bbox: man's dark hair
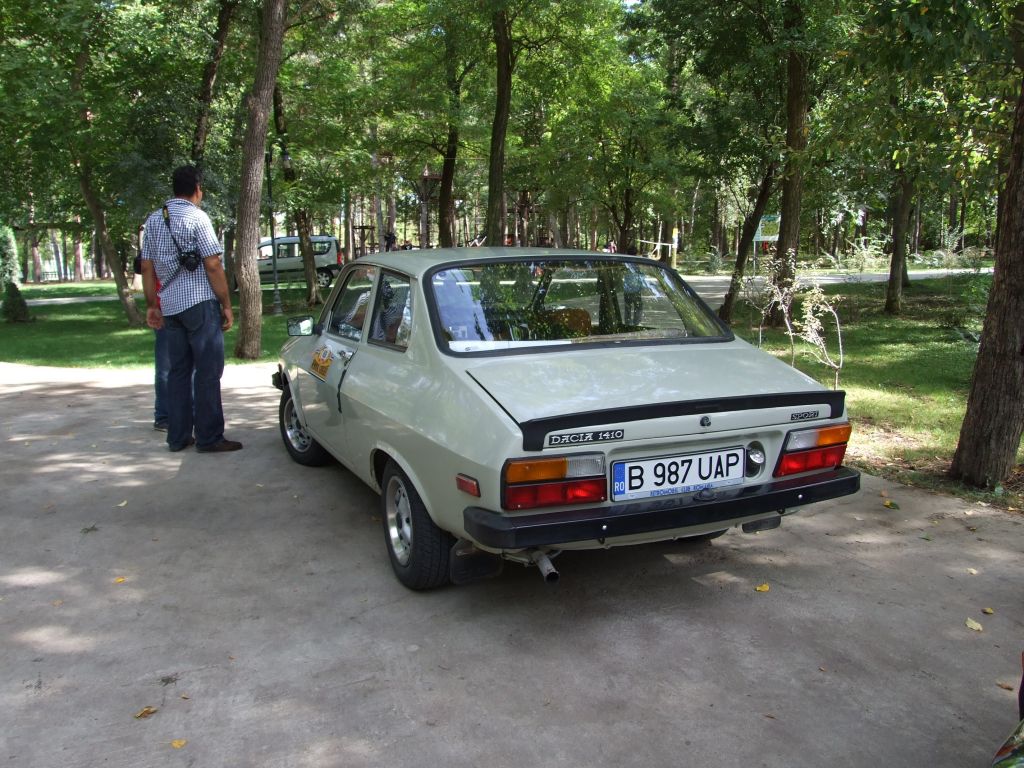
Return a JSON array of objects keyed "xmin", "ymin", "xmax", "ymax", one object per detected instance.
[{"xmin": 172, "ymin": 165, "xmax": 203, "ymax": 197}]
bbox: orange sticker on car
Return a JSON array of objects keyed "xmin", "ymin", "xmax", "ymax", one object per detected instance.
[{"xmin": 310, "ymin": 345, "xmax": 333, "ymax": 380}]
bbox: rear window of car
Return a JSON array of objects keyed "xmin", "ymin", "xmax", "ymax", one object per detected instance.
[{"xmin": 428, "ymin": 257, "xmax": 728, "ymax": 354}]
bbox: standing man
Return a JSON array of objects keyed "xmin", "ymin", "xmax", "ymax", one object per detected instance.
[{"xmin": 140, "ymin": 165, "xmax": 242, "ymax": 453}]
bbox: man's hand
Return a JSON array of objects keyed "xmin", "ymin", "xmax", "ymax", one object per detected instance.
[
  {"xmin": 146, "ymin": 306, "xmax": 164, "ymax": 330},
  {"xmin": 221, "ymin": 305, "xmax": 234, "ymax": 332}
]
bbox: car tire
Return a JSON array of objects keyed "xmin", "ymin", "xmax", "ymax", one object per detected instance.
[
  {"xmin": 679, "ymin": 529, "xmax": 727, "ymax": 543},
  {"xmin": 316, "ymin": 269, "xmax": 333, "ymax": 288},
  {"xmin": 382, "ymin": 461, "xmax": 453, "ymax": 590},
  {"xmin": 278, "ymin": 387, "xmax": 331, "ymax": 466}
]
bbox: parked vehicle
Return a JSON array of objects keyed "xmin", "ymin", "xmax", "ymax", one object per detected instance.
[
  {"xmin": 273, "ymin": 247, "xmax": 860, "ymax": 589},
  {"xmin": 258, "ymin": 235, "xmax": 342, "ymax": 288}
]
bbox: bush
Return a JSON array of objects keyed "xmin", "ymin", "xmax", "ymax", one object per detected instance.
[
  {"xmin": 2, "ymin": 282, "xmax": 32, "ymax": 323},
  {"xmin": 0, "ymin": 225, "xmax": 17, "ymax": 285}
]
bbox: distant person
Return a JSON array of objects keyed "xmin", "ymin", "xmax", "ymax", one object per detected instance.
[
  {"xmin": 140, "ymin": 165, "xmax": 242, "ymax": 453},
  {"xmin": 384, "ymin": 231, "xmax": 397, "ymax": 251},
  {"xmin": 401, "ymin": 240, "xmax": 413, "ymax": 250},
  {"xmin": 606, "ymin": 240, "xmax": 617, "ymax": 253}
]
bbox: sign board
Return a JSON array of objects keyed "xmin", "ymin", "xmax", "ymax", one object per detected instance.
[{"xmin": 755, "ymin": 215, "xmax": 780, "ymax": 243}]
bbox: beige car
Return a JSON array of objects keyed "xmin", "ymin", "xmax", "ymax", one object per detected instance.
[{"xmin": 273, "ymin": 248, "xmax": 860, "ymax": 589}]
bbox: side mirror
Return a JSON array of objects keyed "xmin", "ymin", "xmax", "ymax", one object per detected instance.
[{"xmin": 286, "ymin": 315, "xmax": 315, "ymax": 336}]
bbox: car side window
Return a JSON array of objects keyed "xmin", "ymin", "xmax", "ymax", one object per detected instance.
[
  {"xmin": 369, "ymin": 272, "xmax": 413, "ymax": 349},
  {"xmin": 327, "ymin": 266, "xmax": 377, "ymax": 341}
]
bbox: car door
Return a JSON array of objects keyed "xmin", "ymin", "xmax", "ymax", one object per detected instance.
[
  {"xmin": 339, "ymin": 270, "xmax": 416, "ymax": 468},
  {"xmin": 295, "ymin": 265, "xmax": 378, "ymax": 459}
]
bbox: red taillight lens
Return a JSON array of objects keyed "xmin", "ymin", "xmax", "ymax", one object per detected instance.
[
  {"xmin": 504, "ymin": 479, "xmax": 607, "ymax": 510},
  {"xmin": 503, "ymin": 453, "xmax": 606, "ymax": 510},
  {"xmin": 775, "ymin": 444, "xmax": 847, "ymax": 477},
  {"xmin": 775, "ymin": 423, "xmax": 851, "ymax": 478}
]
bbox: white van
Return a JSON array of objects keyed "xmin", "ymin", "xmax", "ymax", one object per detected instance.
[{"xmin": 258, "ymin": 235, "xmax": 342, "ymax": 288}]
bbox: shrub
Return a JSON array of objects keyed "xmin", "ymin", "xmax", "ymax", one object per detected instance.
[{"xmin": 2, "ymin": 282, "xmax": 32, "ymax": 323}]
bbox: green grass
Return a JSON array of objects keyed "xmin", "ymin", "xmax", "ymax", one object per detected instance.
[
  {"xmin": 17, "ymin": 280, "xmax": 120, "ymax": 301},
  {"xmin": 733, "ymin": 274, "xmax": 1022, "ymax": 509},
  {"xmin": 0, "ymin": 287, "xmax": 315, "ymax": 367}
]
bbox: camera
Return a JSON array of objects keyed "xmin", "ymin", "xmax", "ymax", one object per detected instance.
[{"xmin": 179, "ymin": 251, "xmax": 202, "ymax": 272}]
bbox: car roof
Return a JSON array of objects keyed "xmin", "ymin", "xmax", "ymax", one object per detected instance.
[
  {"xmin": 257, "ymin": 235, "xmax": 336, "ymax": 245},
  {"xmin": 355, "ymin": 247, "xmax": 640, "ymax": 281}
]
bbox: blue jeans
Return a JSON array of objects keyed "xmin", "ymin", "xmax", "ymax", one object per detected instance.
[
  {"xmin": 154, "ymin": 327, "xmax": 169, "ymax": 424},
  {"xmin": 163, "ymin": 299, "xmax": 225, "ymax": 449}
]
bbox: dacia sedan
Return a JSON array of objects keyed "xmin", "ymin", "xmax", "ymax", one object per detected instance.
[{"xmin": 273, "ymin": 247, "xmax": 860, "ymax": 589}]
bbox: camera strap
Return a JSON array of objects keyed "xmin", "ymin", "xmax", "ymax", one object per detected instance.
[{"xmin": 158, "ymin": 205, "xmax": 191, "ymax": 289}]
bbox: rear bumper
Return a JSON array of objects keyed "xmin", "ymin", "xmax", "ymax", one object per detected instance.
[{"xmin": 463, "ymin": 466, "xmax": 860, "ymax": 550}]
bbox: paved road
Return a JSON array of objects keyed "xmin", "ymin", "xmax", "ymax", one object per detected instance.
[{"xmin": 0, "ymin": 362, "xmax": 1020, "ymax": 768}]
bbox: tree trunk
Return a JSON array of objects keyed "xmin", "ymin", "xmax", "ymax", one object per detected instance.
[
  {"xmin": 719, "ymin": 162, "xmax": 776, "ymax": 324},
  {"xmin": 73, "ymin": 219, "xmax": 84, "ymax": 281},
  {"xmin": 343, "ymin": 189, "xmax": 353, "ymax": 261},
  {"xmin": 950, "ymin": 74, "xmax": 1024, "ymax": 488},
  {"xmin": 79, "ymin": 169, "xmax": 143, "ymax": 324},
  {"xmin": 772, "ymin": 0, "xmax": 807, "ymax": 326},
  {"xmin": 485, "ymin": 10, "xmax": 513, "ymax": 246},
  {"xmin": 438, "ymin": 26, "xmax": 462, "ymax": 249},
  {"xmin": 233, "ymin": 0, "xmax": 287, "ymax": 360},
  {"xmin": 884, "ymin": 170, "xmax": 913, "ymax": 314},
  {"xmin": 192, "ymin": 0, "xmax": 239, "ymax": 165},
  {"xmin": 272, "ymin": 84, "xmax": 321, "ymax": 306}
]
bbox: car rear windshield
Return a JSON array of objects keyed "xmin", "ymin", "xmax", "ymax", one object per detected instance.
[{"xmin": 429, "ymin": 258, "xmax": 728, "ymax": 353}]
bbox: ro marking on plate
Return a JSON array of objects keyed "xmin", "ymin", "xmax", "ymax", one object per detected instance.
[{"xmin": 612, "ymin": 447, "xmax": 745, "ymax": 501}]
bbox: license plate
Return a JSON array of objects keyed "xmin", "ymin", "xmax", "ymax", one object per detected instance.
[{"xmin": 612, "ymin": 447, "xmax": 745, "ymax": 501}]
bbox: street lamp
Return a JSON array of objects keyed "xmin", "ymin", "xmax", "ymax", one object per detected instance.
[{"xmin": 265, "ymin": 145, "xmax": 283, "ymax": 315}]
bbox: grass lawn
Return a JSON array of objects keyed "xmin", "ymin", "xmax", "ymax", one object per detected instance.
[
  {"xmin": 0, "ymin": 286, "xmax": 315, "ymax": 367},
  {"xmin": 731, "ymin": 273, "xmax": 1022, "ymax": 510},
  {"xmin": 17, "ymin": 280, "xmax": 120, "ymax": 301}
]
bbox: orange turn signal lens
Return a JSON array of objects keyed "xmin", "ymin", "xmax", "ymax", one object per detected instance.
[
  {"xmin": 784, "ymin": 423, "xmax": 852, "ymax": 452},
  {"xmin": 505, "ymin": 457, "xmax": 569, "ymax": 484}
]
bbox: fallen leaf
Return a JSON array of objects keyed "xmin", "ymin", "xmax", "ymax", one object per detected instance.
[
  {"xmin": 256, "ymin": 483, "xmax": 264, "ymax": 488},
  {"xmin": 51, "ymin": 600, "xmax": 64, "ymax": 608},
  {"xmin": 965, "ymin": 618, "xmax": 983, "ymax": 632},
  {"xmin": 117, "ymin": 500, "xmax": 128, "ymax": 508},
  {"xmin": 982, "ymin": 607, "xmax": 995, "ymax": 615},
  {"xmin": 763, "ymin": 714, "xmax": 776, "ymax": 720},
  {"xmin": 134, "ymin": 706, "xmax": 158, "ymax": 719},
  {"xmin": 180, "ymin": 694, "xmax": 190, "ymax": 700},
  {"xmin": 920, "ymin": 535, "xmax": 932, "ymax": 541},
  {"xmin": 755, "ymin": 583, "xmax": 770, "ymax": 593},
  {"xmin": 968, "ymin": 526, "xmax": 978, "ymax": 532},
  {"xmin": 170, "ymin": 739, "xmax": 187, "ymax": 749},
  {"xmin": 818, "ymin": 666, "xmax": 827, "ymax": 672},
  {"xmin": 80, "ymin": 525, "xmax": 98, "ymax": 534},
  {"xmin": 998, "ymin": 683, "xmax": 1015, "ymax": 692},
  {"xmin": 880, "ymin": 490, "xmax": 888, "ymax": 498},
  {"xmin": 114, "ymin": 577, "xmax": 126, "ymax": 584},
  {"xmin": 883, "ymin": 499, "xmax": 900, "ymax": 510},
  {"xmin": 967, "ymin": 568, "xmax": 978, "ymax": 575}
]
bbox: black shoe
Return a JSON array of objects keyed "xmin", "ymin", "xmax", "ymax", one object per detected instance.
[
  {"xmin": 153, "ymin": 421, "xmax": 168, "ymax": 432},
  {"xmin": 196, "ymin": 439, "xmax": 243, "ymax": 453},
  {"xmin": 169, "ymin": 437, "xmax": 195, "ymax": 452}
]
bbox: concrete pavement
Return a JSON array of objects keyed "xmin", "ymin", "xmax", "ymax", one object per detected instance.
[{"xmin": 0, "ymin": 362, "xmax": 1021, "ymax": 767}]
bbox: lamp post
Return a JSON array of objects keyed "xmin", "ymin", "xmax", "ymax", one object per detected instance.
[{"xmin": 265, "ymin": 145, "xmax": 283, "ymax": 315}]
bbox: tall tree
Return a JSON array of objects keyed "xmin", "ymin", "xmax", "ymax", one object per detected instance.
[
  {"xmin": 233, "ymin": 0, "xmax": 288, "ymax": 359},
  {"xmin": 951, "ymin": 6, "xmax": 1024, "ymax": 488}
]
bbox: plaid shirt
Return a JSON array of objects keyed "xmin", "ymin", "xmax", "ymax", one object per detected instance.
[{"xmin": 141, "ymin": 198, "xmax": 222, "ymax": 316}]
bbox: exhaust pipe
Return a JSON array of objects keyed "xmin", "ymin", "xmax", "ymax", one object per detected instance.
[{"xmin": 530, "ymin": 550, "xmax": 560, "ymax": 584}]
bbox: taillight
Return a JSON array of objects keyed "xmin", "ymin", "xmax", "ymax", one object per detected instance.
[
  {"xmin": 503, "ymin": 454, "xmax": 606, "ymax": 510},
  {"xmin": 774, "ymin": 423, "xmax": 851, "ymax": 478}
]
